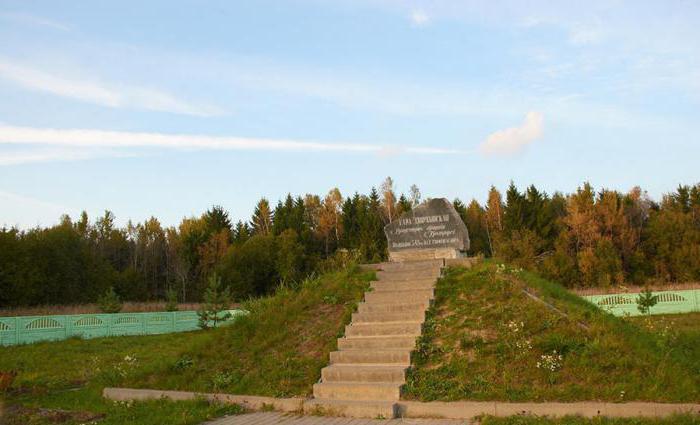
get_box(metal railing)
[0,309,245,346]
[582,289,700,316]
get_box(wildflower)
[536,350,563,372]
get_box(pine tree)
[233,220,251,245]
[197,273,232,329]
[251,198,273,236]
[397,194,412,215]
[203,205,232,235]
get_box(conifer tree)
[251,198,273,236]
[397,194,412,215]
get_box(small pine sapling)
[197,273,232,329]
[165,287,179,312]
[636,287,658,315]
[98,287,122,313]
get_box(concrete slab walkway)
[202,412,469,425]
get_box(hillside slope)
[0,265,373,423]
[404,262,700,402]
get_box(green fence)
[582,289,700,317]
[0,309,245,347]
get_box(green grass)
[404,261,700,402]
[2,391,244,425]
[0,264,373,423]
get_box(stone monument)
[384,198,470,262]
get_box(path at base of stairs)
[202,411,468,425]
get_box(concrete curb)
[103,388,304,412]
[103,388,700,419]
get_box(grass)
[403,261,700,402]
[0,264,373,424]
[2,393,243,425]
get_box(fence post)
[15,317,19,346]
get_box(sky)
[0,0,699,229]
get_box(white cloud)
[0,58,223,117]
[479,111,544,155]
[0,12,70,31]
[0,147,137,166]
[410,9,430,27]
[0,124,467,165]
[567,24,604,45]
[0,190,76,229]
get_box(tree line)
[459,182,700,287]
[1,179,699,308]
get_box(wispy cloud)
[410,9,430,27]
[479,111,544,156]
[0,58,224,117]
[0,147,137,166]
[0,124,467,165]
[0,190,76,229]
[0,12,70,31]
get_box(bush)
[97,286,122,313]
[276,229,306,285]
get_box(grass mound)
[404,261,700,402]
[0,265,373,423]
[130,265,373,396]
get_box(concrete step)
[357,301,429,314]
[364,289,433,304]
[351,310,425,323]
[330,349,411,365]
[371,280,435,291]
[337,336,417,350]
[313,382,402,401]
[376,270,441,281]
[321,364,407,383]
[303,398,397,418]
[376,260,443,271]
[345,322,422,337]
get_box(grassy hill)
[404,261,700,402]
[3,260,699,424]
[0,265,373,424]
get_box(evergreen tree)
[203,205,232,235]
[232,220,251,245]
[251,198,273,236]
[397,194,412,215]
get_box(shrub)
[97,286,122,313]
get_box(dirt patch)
[1,405,104,424]
[468,329,497,341]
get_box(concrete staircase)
[309,260,442,416]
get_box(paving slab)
[202,411,471,425]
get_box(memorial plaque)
[384,198,470,258]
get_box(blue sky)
[1,0,698,228]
